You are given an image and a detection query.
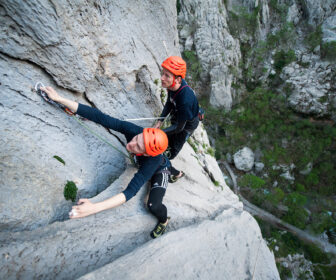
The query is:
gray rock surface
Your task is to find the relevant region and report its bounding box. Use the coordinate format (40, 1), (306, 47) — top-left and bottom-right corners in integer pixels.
(281, 57), (335, 116)
(0, 54), (126, 231)
(0, 0), (280, 279)
(0, 0), (177, 231)
(1, 151), (275, 280)
(80, 209), (279, 280)
(322, 14), (336, 43)
(234, 147), (255, 172)
(303, 0), (336, 26)
(178, 0), (241, 110)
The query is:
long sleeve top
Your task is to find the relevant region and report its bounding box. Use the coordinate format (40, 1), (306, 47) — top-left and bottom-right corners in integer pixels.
(160, 79), (199, 135)
(77, 103), (170, 201)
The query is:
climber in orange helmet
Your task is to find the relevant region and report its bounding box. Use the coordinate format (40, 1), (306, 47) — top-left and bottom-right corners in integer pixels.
(42, 86), (171, 238)
(155, 56), (200, 183)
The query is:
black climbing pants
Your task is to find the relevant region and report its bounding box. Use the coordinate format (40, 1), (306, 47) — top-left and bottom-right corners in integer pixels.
(167, 130), (190, 160)
(147, 167), (170, 223)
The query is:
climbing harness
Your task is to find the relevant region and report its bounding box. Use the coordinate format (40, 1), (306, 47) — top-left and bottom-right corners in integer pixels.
(34, 82), (133, 161)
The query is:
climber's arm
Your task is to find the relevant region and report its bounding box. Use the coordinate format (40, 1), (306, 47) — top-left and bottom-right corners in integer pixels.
(69, 193), (126, 219)
(42, 86), (78, 113)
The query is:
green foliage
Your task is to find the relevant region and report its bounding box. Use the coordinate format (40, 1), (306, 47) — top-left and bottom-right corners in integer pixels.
(311, 212), (336, 234)
(321, 41), (336, 60)
(204, 87), (335, 197)
(269, 0), (289, 21)
(176, 0), (181, 14)
(260, 22), (295, 52)
(305, 170), (319, 187)
(206, 147), (215, 157)
(314, 264), (336, 280)
(285, 192), (307, 207)
(295, 183), (305, 192)
(218, 2), (224, 14)
(53, 155), (65, 165)
(284, 207), (309, 229)
(64, 181), (78, 202)
(228, 5), (261, 37)
(303, 243), (331, 264)
(273, 49), (296, 72)
(240, 174), (265, 189)
(263, 144), (288, 165)
(283, 192), (308, 229)
(304, 25), (323, 51)
(187, 138), (198, 153)
(154, 79), (159, 85)
(160, 89), (166, 105)
(182, 50), (202, 80)
(266, 187), (285, 204)
(316, 161), (336, 195)
(257, 220), (334, 279)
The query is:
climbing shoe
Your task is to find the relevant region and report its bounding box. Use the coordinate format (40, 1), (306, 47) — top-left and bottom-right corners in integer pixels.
(150, 217), (170, 239)
(168, 171), (185, 183)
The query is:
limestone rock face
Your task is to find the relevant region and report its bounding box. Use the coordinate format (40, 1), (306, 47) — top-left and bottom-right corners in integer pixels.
(303, 0), (336, 26)
(0, 54), (127, 231)
(178, 0), (241, 110)
(0, 0), (176, 231)
(234, 147), (255, 172)
(79, 209), (279, 280)
(281, 55), (335, 116)
(322, 14), (336, 43)
(0, 0), (279, 279)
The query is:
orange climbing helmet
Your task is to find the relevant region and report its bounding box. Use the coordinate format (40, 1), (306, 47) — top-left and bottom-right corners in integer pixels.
(143, 128), (168, 156)
(161, 56), (187, 79)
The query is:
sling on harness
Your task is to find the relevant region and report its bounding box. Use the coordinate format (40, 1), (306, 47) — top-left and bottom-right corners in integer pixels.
(34, 82), (133, 162)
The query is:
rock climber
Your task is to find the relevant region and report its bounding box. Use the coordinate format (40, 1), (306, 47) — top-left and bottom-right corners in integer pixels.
(154, 56), (200, 182)
(42, 86), (171, 239)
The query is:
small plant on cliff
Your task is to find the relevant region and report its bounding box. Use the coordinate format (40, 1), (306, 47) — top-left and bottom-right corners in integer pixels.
(176, 0), (181, 14)
(53, 155), (65, 165)
(321, 41), (336, 60)
(160, 89), (166, 105)
(305, 25), (323, 52)
(187, 138), (198, 153)
(273, 49), (296, 72)
(182, 50), (203, 80)
(64, 181), (78, 202)
(206, 147), (215, 157)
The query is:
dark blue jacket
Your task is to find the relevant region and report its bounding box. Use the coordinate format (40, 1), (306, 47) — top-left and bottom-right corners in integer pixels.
(77, 104), (170, 201)
(160, 79), (199, 135)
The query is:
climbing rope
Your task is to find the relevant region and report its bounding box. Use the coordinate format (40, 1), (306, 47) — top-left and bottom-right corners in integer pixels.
(34, 82), (133, 161)
(125, 117), (165, 121)
(251, 237), (262, 279)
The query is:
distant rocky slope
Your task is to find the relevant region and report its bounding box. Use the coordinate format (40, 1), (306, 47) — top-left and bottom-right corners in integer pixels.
(0, 0), (279, 279)
(178, 0), (335, 117)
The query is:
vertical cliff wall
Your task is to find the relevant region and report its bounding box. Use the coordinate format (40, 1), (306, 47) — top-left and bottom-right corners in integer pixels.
(0, 1), (280, 279)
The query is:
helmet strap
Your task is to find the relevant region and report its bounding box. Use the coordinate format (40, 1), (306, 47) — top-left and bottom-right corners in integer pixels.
(170, 75), (176, 88)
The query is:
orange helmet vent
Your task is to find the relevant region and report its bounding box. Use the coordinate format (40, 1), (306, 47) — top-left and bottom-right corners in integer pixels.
(161, 56), (187, 79)
(143, 128), (168, 156)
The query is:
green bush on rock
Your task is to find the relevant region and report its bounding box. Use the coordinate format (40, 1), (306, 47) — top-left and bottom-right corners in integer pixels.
(64, 181), (78, 202)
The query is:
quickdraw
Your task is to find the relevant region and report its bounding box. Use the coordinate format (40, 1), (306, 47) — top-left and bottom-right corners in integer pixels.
(34, 82), (133, 162)
(35, 82), (74, 116)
